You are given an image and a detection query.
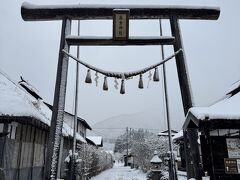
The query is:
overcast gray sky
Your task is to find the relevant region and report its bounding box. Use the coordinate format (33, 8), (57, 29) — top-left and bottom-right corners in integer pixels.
(0, 0), (239, 129)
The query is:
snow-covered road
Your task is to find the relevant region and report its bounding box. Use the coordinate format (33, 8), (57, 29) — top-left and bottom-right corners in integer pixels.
(90, 163), (187, 180)
(91, 163), (146, 180)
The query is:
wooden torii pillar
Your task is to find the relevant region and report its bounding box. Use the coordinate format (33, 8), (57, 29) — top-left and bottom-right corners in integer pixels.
(21, 2), (220, 179)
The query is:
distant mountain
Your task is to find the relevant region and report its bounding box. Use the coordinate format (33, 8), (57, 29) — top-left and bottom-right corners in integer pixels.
(90, 109), (169, 141)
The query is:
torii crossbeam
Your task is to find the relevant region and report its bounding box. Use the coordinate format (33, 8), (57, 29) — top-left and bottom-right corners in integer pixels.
(21, 2), (220, 180)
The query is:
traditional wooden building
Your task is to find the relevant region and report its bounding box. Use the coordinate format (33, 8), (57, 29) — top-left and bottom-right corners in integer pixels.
(172, 130), (186, 171)
(86, 136), (103, 147)
(0, 71), (91, 180)
(183, 81), (240, 180)
(44, 103), (92, 139)
(158, 129), (178, 137)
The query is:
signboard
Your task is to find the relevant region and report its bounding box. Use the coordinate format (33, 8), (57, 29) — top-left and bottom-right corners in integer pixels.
(238, 159), (240, 173)
(202, 177), (210, 180)
(224, 158), (240, 174)
(113, 9), (129, 40)
(76, 142), (82, 149)
(226, 138), (240, 158)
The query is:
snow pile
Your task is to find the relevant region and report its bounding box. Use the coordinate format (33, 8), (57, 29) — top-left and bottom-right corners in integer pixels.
(189, 88), (240, 120)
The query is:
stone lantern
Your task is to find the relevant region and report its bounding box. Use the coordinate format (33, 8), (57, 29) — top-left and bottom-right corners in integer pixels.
(150, 151), (163, 180)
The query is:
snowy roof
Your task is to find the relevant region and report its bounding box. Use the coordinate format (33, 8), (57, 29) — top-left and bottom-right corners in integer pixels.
(225, 80), (240, 96)
(172, 130), (183, 141)
(189, 91), (240, 121)
(0, 71), (48, 124)
(86, 136), (103, 147)
(172, 130), (200, 144)
(158, 130), (178, 137)
(19, 76), (42, 100)
(0, 70), (86, 143)
(61, 110), (92, 130)
(150, 155), (162, 163)
(44, 103), (92, 130)
(184, 82), (240, 130)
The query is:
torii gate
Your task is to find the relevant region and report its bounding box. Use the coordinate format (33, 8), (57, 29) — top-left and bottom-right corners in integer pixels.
(21, 3), (220, 180)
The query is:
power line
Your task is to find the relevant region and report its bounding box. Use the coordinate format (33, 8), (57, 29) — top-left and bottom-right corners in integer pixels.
(92, 127), (161, 131)
(90, 129), (110, 137)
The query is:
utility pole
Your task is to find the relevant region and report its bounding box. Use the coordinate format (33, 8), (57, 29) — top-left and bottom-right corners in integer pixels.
(71, 19), (81, 180)
(126, 127), (129, 166)
(129, 128), (132, 147)
(159, 19), (178, 180)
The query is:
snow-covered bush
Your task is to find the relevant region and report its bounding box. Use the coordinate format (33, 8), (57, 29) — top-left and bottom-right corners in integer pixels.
(114, 129), (175, 172)
(67, 144), (113, 179)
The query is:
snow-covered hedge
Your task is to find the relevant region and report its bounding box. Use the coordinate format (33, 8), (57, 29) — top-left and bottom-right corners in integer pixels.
(66, 144), (113, 179)
(78, 144), (113, 178)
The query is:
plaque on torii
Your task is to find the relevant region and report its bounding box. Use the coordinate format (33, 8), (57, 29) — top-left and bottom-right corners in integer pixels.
(21, 2), (220, 180)
(113, 9), (129, 40)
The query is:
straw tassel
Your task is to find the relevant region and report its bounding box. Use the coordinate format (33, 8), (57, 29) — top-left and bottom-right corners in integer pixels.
(85, 69), (92, 83)
(153, 67), (160, 82)
(103, 76), (108, 91)
(120, 79), (125, 94)
(138, 74), (144, 89)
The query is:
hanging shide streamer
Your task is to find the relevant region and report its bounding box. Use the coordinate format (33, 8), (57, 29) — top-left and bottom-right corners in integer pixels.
(138, 74), (144, 89)
(114, 78), (119, 90)
(120, 79), (125, 94)
(153, 67), (160, 82)
(85, 69), (92, 83)
(103, 76), (108, 91)
(147, 70), (152, 88)
(94, 72), (99, 87)
(62, 49), (182, 94)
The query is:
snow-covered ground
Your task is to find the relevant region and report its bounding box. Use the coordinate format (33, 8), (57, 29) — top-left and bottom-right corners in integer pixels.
(178, 175), (187, 180)
(178, 171), (187, 180)
(91, 163), (187, 180)
(91, 163), (146, 180)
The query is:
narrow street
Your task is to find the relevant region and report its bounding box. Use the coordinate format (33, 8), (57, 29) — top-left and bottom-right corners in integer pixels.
(91, 163), (146, 180)
(91, 163), (187, 180)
